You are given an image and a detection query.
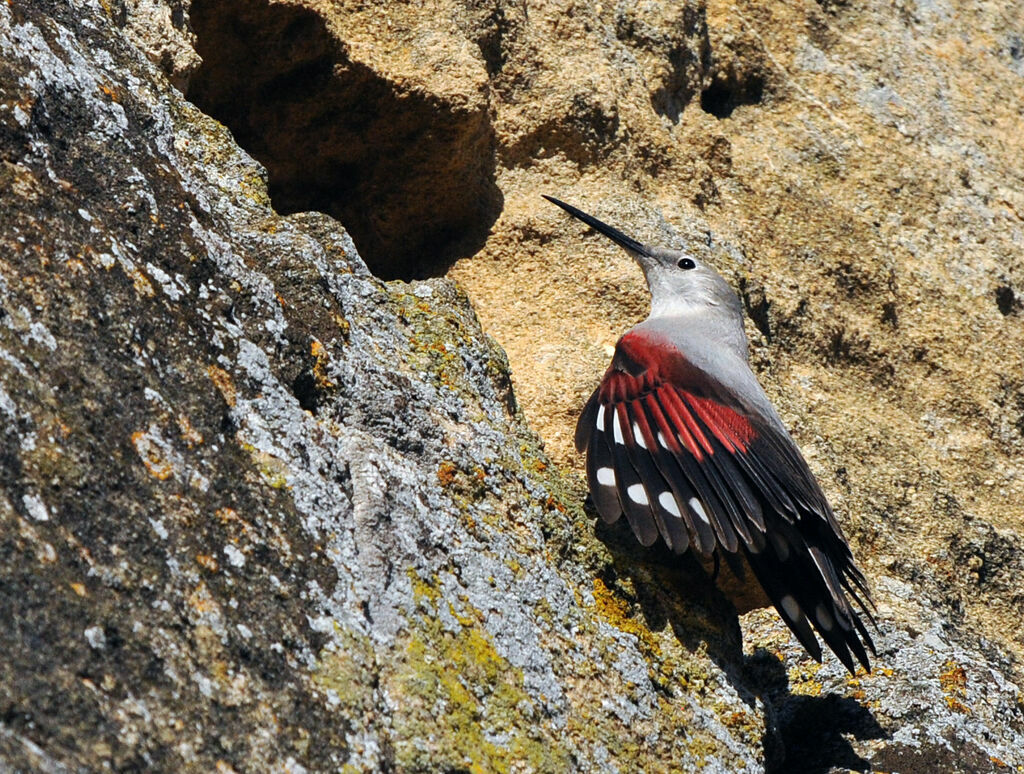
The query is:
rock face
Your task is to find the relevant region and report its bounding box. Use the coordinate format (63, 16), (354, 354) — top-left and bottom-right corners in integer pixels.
(1, 1), (1023, 773)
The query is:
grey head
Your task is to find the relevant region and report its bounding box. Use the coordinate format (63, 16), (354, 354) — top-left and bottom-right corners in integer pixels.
(543, 195), (742, 322)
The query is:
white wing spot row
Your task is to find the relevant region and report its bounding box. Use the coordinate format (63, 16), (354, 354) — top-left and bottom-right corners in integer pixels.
(627, 484), (649, 506)
(659, 492), (681, 517)
(633, 423), (647, 448)
(596, 467), (615, 486)
(689, 498), (711, 526)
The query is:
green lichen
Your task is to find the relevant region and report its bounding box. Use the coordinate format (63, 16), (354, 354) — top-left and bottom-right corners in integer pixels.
(386, 570), (573, 773)
(312, 625), (376, 710)
(389, 286), (496, 421)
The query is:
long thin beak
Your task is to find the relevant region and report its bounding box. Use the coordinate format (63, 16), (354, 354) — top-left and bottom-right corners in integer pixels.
(543, 195), (654, 258)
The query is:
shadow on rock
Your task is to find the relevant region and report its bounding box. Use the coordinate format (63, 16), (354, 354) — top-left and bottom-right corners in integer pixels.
(591, 503), (887, 772)
(187, 0), (502, 280)
(745, 648), (887, 773)
(591, 510), (753, 693)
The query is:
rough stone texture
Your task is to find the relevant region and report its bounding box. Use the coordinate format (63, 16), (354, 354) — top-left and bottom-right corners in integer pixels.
(1, 1), (764, 771)
(3, 1), (1024, 773)
(187, 0), (503, 281)
(121, 0), (200, 91)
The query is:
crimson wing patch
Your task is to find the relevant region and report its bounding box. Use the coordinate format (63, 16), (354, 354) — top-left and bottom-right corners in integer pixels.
(576, 334), (876, 673)
(576, 376), (762, 556)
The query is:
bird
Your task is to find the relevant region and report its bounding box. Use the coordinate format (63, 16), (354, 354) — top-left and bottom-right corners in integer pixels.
(544, 194), (876, 674)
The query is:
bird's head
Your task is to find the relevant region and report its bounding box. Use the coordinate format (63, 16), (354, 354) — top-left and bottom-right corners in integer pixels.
(544, 195), (741, 320)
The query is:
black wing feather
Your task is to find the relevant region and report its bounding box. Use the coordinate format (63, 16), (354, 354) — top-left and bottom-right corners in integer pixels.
(640, 394), (718, 555)
(608, 403), (660, 546)
(584, 405), (625, 524)
(621, 401), (692, 553)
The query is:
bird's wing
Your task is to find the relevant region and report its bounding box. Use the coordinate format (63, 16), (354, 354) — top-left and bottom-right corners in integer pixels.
(576, 329), (876, 673)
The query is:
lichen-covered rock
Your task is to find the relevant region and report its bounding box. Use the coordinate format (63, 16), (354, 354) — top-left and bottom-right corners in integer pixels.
(3, 0), (1024, 772)
(1, 1), (764, 771)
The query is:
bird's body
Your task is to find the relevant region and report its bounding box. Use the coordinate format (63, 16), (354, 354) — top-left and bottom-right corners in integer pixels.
(546, 195), (875, 674)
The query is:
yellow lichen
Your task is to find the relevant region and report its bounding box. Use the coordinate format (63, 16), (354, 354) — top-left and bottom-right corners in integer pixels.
(310, 339), (336, 390)
(126, 264), (155, 297)
(196, 554), (219, 572)
(407, 567), (442, 606)
(177, 414), (204, 447)
(939, 660), (971, 714)
(437, 460), (457, 487)
(591, 577), (661, 658)
(312, 625), (376, 712)
(188, 582), (218, 614)
(788, 660), (825, 697)
(252, 450), (291, 490)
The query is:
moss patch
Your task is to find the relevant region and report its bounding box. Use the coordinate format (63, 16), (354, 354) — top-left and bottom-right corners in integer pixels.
(385, 570), (573, 772)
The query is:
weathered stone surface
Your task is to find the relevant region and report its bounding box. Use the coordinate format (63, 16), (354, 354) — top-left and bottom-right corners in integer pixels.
(187, 0), (502, 281)
(3, 0), (1024, 772)
(1, 1), (761, 771)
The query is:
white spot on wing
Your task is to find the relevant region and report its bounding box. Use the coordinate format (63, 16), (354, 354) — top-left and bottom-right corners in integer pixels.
(658, 432), (669, 449)
(659, 492), (681, 517)
(815, 603), (834, 632)
(596, 467), (615, 486)
(689, 498), (711, 525)
(633, 423), (646, 448)
(781, 594), (801, 621)
(627, 484), (648, 505)
(613, 411), (624, 445)
(596, 404), (606, 430)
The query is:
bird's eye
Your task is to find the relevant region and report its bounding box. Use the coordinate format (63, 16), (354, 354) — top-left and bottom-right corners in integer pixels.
(677, 258), (696, 270)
